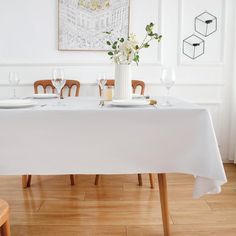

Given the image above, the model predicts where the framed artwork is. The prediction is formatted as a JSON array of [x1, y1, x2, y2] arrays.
[[58, 0, 130, 51]]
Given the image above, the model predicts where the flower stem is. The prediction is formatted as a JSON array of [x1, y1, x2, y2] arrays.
[[139, 33, 148, 49]]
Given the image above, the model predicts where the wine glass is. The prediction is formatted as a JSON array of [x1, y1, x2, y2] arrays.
[[51, 68, 66, 104], [160, 67, 176, 106], [9, 72, 20, 98], [97, 73, 107, 105]]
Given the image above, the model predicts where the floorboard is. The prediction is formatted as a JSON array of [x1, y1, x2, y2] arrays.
[[0, 164, 235, 235]]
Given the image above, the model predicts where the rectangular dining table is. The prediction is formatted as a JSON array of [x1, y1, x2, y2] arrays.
[[0, 96, 227, 236]]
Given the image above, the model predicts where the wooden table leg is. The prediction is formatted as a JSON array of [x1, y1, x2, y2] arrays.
[[149, 173, 155, 189], [22, 175, 28, 188], [137, 174, 143, 186], [158, 173, 170, 236], [1, 217, 11, 236], [70, 175, 75, 186], [94, 175, 100, 185], [27, 175, 32, 187]]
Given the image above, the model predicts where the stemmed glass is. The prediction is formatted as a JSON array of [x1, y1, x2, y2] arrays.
[[51, 68, 66, 105], [97, 73, 107, 106], [9, 72, 20, 98], [160, 67, 176, 106]]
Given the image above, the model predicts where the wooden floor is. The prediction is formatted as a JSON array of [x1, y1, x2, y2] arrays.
[[0, 164, 235, 236]]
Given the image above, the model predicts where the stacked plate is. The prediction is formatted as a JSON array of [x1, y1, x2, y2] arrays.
[[0, 99, 38, 109]]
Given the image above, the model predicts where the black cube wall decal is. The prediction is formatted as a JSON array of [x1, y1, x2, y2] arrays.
[[183, 34, 205, 59], [182, 11, 217, 60], [195, 11, 217, 37]]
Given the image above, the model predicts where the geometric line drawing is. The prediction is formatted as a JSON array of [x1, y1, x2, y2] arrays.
[[194, 11, 217, 37], [182, 34, 205, 59]]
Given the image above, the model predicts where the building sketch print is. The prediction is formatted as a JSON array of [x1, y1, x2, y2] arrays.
[[59, 0, 130, 50]]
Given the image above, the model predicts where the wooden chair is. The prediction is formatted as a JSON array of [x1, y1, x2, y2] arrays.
[[0, 199, 10, 236], [34, 79, 80, 97], [98, 79, 145, 96], [22, 79, 80, 188], [96, 79, 155, 188]]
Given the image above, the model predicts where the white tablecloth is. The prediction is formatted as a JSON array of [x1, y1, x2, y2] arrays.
[[0, 97, 227, 198]]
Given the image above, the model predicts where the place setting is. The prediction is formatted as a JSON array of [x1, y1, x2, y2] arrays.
[[0, 72, 38, 109], [96, 67, 175, 109], [0, 69, 68, 110]]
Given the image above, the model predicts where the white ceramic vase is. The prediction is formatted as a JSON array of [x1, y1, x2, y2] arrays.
[[113, 64, 132, 100]]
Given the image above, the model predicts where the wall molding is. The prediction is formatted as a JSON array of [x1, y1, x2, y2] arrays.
[[155, 0, 162, 64], [147, 83, 224, 87], [0, 62, 162, 67], [0, 82, 224, 87]]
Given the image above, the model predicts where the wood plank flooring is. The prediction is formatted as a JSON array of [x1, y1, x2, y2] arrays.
[[0, 164, 235, 235]]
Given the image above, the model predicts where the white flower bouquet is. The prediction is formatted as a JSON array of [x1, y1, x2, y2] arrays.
[[105, 23, 162, 65]]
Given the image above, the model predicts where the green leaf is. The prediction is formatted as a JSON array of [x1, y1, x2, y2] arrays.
[[133, 54, 140, 65], [135, 45, 139, 50], [158, 35, 162, 42], [108, 51, 113, 56], [146, 25, 151, 32], [106, 41, 111, 45], [112, 44, 117, 49], [146, 22, 154, 33], [153, 33, 159, 39], [133, 54, 139, 61], [103, 30, 113, 35], [144, 43, 150, 48], [120, 38, 124, 42], [148, 32, 154, 37]]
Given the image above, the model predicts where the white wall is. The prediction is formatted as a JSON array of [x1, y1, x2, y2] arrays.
[[0, 0, 235, 161]]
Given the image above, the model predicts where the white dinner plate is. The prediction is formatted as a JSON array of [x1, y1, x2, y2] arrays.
[[0, 99, 38, 109], [111, 99, 149, 107], [32, 94, 58, 99]]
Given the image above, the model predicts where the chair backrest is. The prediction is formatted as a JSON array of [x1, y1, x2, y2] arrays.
[[99, 79, 145, 96], [34, 80, 80, 97], [132, 80, 145, 95]]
